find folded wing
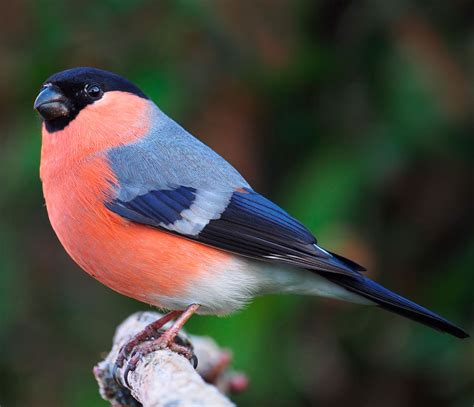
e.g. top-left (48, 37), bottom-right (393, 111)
top-left (106, 186), bottom-right (365, 276)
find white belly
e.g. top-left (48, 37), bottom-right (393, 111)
top-left (150, 257), bottom-right (371, 315)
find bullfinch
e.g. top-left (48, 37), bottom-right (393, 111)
top-left (34, 67), bottom-right (468, 366)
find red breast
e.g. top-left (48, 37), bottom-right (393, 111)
top-left (40, 91), bottom-right (233, 306)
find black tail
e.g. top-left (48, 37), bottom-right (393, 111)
top-left (320, 272), bottom-right (469, 339)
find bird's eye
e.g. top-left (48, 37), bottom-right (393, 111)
top-left (85, 83), bottom-right (103, 99)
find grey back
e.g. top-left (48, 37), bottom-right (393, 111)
top-left (107, 103), bottom-right (250, 202)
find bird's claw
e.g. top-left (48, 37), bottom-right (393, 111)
top-left (114, 328), bottom-right (197, 387)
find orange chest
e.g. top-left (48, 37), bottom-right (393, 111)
top-left (41, 154), bottom-right (123, 274)
top-left (40, 153), bottom-right (233, 305)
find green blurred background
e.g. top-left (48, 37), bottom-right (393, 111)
top-left (0, 1), bottom-right (473, 406)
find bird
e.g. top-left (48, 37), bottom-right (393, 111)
top-left (34, 67), bottom-right (468, 368)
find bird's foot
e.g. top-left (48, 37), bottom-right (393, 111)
top-left (114, 304), bottom-right (200, 387)
top-left (121, 329), bottom-right (197, 386)
top-left (115, 310), bottom-right (181, 370)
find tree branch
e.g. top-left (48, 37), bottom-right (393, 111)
top-left (94, 311), bottom-right (247, 407)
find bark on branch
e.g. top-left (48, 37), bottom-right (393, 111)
top-left (94, 311), bottom-right (247, 407)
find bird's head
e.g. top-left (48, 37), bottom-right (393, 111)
top-left (34, 68), bottom-right (153, 154)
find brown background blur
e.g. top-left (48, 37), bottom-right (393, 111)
top-left (0, 1), bottom-right (473, 406)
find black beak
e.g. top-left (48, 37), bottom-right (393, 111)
top-left (34, 85), bottom-right (69, 121)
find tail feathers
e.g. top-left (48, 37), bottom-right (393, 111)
top-left (321, 273), bottom-right (469, 339)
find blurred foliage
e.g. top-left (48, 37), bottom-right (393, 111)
top-left (0, 0), bottom-right (473, 406)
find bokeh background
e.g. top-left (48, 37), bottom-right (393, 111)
top-left (0, 1), bottom-right (473, 406)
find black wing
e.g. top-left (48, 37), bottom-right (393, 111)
top-left (106, 187), bottom-right (366, 276)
